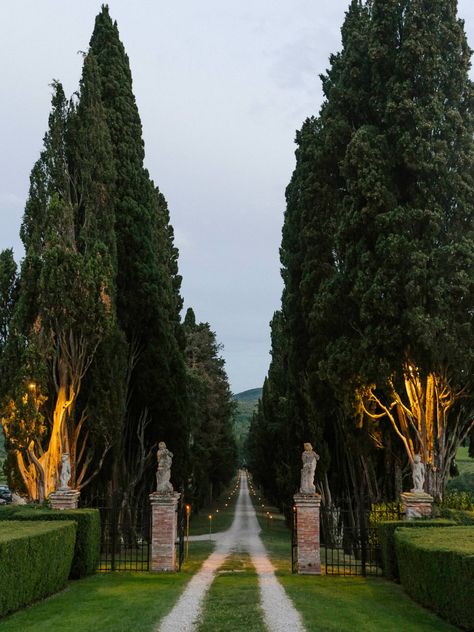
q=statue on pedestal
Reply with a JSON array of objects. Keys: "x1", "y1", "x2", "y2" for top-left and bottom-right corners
[
  {"x1": 300, "y1": 443, "x2": 319, "y2": 494},
  {"x1": 156, "y1": 441, "x2": 174, "y2": 492},
  {"x1": 58, "y1": 453, "x2": 71, "y2": 491},
  {"x1": 411, "y1": 454, "x2": 425, "y2": 493}
]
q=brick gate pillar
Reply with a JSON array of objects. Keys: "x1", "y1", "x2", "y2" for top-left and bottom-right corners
[
  {"x1": 149, "y1": 492, "x2": 181, "y2": 572},
  {"x1": 293, "y1": 492, "x2": 321, "y2": 574}
]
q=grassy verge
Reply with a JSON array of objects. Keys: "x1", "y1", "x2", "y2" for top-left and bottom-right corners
[
  {"x1": 0, "y1": 541, "x2": 214, "y2": 632},
  {"x1": 252, "y1": 489, "x2": 457, "y2": 632},
  {"x1": 197, "y1": 553, "x2": 265, "y2": 632}
]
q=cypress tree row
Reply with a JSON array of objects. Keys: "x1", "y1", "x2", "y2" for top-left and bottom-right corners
[
  {"x1": 183, "y1": 308, "x2": 238, "y2": 510},
  {"x1": 1, "y1": 5, "x2": 234, "y2": 507},
  {"x1": 251, "y1": 0, "x2": 474, "y2": 509}
]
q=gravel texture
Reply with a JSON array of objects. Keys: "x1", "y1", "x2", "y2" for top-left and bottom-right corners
[{"x1": 157, "y1": 471, "x2": 305, "y2": 632}]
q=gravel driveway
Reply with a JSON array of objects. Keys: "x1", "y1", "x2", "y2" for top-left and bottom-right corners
[{"x1": 157, "y1": 470, "x2": 305, "y2": 632}]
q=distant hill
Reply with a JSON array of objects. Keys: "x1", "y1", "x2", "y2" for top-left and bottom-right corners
[
  {"x1": 233, "y1": 388, "x2": 262, "y2": 462},
  {"x1": 234, "y1": 388, "x2": 262, "y2": 403}
]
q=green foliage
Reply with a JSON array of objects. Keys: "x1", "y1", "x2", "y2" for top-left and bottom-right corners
[
  {"x1": 89, "y1": 5, "x2": 189, "y2": 497},
  {"x1": 439, "y1": 507, "x2": 474, "y2": 525},
  {"x1": 441, "y1": 489, "x2": 474, "y2": 510},
  {"x1": 0, "y1": 520, "x2": 76, "y2": 617},
  {"x1": 447, "y1": 445, "x2": 474, "y2": 493},
  {"x1": 253, "y1": 0, "x2": 474, "y2": 510},
  {"x1": 0, "y1": 506, "x2": 100, "y2": 578},
  {"x1": 0, "y1": 541, "x2": 214, "y2": 632},
  {"x1": 395, "y1": 526, "x2": 474, "y2": 630},
  {"x1": 378, "y1": 519, "x2": 457, "y2": 581},
  {"x1": 184, "y1": 309, "x2": 237, "y2": 508},
  {"x1": 233, "y1": 389, "x2": 261, "y2": 463}
]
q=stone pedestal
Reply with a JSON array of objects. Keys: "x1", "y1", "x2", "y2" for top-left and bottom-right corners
[
  {"x1": 293, "y1": 492, "x2": 321, "y2": 574},
  {"x1": 150, "y1": 491, "x2": 181, "y2": 572},
  {"x1": 400, "y1": 492, "x2": 434, "y2": 520},
  {"x1": 49, "y1": 489, "x2": 80, "y2": 510}
]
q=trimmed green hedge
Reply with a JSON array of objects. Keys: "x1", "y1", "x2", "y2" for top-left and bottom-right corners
[
  {"x1": 439, "y1": 507, "x2": 474, "y2": 525},
  {"x1": 395, "y1": 527, "x2": 474, "y2": 630},
  {"x1": 0, "y1": 506, "x2": 100, "y2": 578},
  {"x1": 378, "y1": 519, "x2": 456, "y2": 581},
  {"x1": 0, "y1": 520, "x2": 76, "y2": 617}
]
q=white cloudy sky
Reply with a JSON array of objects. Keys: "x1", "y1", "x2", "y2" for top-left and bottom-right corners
[{"x1": 1, "y1": 1, "x2": 474, "y2": 393}]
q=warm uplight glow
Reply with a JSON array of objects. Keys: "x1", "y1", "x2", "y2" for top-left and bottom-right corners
[{"x1": 28, "y1": 383, "x2": 36, "y2": 390}]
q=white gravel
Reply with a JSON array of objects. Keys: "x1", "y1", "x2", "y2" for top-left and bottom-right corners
[{"x1": 157, "y1": 470, "x2": 305, "y2": 632}]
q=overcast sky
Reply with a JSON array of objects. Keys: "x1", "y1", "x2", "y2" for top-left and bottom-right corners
[{"x1": 2, "y1": 1, "x2": 474, "y2": 394}]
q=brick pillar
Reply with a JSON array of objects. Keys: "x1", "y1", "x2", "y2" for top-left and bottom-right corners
[
  {"x1": 293, "y1": 493, "x2": 321, "y2": 575},
  {"x1": 150, "y1": 491, "x2": 181, "y2": 572},
  {"x1": 49, "y1": 490, "x2": 80, "y2": 510},
  {"x1": 400, "y1": 492, "x2": 434, "y2": 520}
]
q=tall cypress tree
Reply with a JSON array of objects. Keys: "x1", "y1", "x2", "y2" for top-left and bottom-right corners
[
  {"x1": 1, "y1": 61, "x2": 117, "y2": 500},
  {"x1": 89, "y1": 6, "x2": 189, "y2": 493}
]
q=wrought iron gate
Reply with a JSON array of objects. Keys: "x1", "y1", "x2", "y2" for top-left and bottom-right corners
[
  {"x1": 82, "y1": 493, "x2": 151, "y2": 572},
  {"x1": 320, "y1": 500, "x2": 402, "y2": 576}
]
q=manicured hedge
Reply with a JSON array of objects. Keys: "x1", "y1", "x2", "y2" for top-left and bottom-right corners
[
  {"x1": 377, "y1": 519, "x2": 456, "y2": 580},
  {"x1": 439, "y1": 507, "x2": 474, "y2": 525},
  {"x1": 0, "y1": 520, "x2": 76, "y2": 617},
  {"x1": 395, "y1": 527, "x2": 474, "y2": 630},
  {"x1": 0, "y1": 506, "x2": 100, "y2": 578}
]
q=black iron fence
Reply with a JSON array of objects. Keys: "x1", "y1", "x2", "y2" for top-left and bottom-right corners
[
  {"x1": 81, "y1": 493, "x2": 151, "y2": 572},
  {"x1": 320, "y1": 500, "x2": 403, "y2": 576}
]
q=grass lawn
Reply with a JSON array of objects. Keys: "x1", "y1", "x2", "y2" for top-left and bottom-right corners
[
  {"x1": 198, "y1": 553, "x2": 265, "y2": 632},
  {"x1": 0, "y1": 541, "x2": 214, "y2": 632},
  {"x1": 252, "y1": 491, "x2": 458, "y2": 632},
  {"x1": 448, "y1": 445, "x2": 474, "y2": 493}
]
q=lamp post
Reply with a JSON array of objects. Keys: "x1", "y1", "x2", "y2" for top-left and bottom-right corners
[
  {"x1": 208, "y1": 514, "x2": 212, "y2": 539},
  {"x1": 185, "y1": 504, "x2": 191, "y2": 560}
]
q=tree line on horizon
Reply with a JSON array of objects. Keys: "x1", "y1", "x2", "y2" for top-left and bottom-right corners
[
  {"x1": 248, "y1": 0, "x2": 474, "y2": 518},
  {"x1": 0, "y1": 5, "x2": 237, "y2": 513}
]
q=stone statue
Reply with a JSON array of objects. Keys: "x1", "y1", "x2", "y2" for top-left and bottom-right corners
[
  {"x1": 411, "y1": 454, "x2": 425, "y2": 494},
  {"x1": 59, "y1": 453, "x2": 71, "y2": 491},
  {"x1": 156, "y1": 441, "x2": 174, "y2": 492},
  {"x1": 300, "y1": 442, "x2": 320, "y2": 494}
]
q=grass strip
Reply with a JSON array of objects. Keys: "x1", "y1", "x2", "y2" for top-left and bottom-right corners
[
  {"x1": 197, "y1": 553, "x2": 265, "y2": 632},
  {"x1": 0, "y1": 541, "x2": 214, "y2": 632},
  {"x1": 252, "y1": 491, "x2": 457, "y2": 632}
]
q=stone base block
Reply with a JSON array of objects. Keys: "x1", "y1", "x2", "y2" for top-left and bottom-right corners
[
  {"x1": 400, "y1": 492, "x2": 434, "y2": 519},
  {"x1": 49, "y1": 489, "x2": 80, "y2": 510},
  {"x1": 294, "y1": 492, "x2": 321, "y2": 575},
  {"x1": 150, "y1": 491, "x2": 181, "y2": 572}
]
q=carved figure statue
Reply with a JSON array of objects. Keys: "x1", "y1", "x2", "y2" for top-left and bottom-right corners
[
  {"x1": 411, "y1": 454, "x2": 425, "y2": 493},
  {"x1": 59, "y1": 453, "x2": 71, "y2": 491},
  {"x1": 156, "y1": 441, "x2": 174, "y2": 492},
  {"x1": 300, "y1": 442, "x2": 320, "y2": 494}
]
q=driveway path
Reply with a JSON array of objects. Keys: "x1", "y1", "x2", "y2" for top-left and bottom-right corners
[{"x1": 157, "y1": 470, "x2": 305, "y2": 632}]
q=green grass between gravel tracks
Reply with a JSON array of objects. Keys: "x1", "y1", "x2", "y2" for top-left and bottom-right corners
[
  {"x1": 197, "y1": 553, "x2": 265, "y2": 632},
  {"x1": 0, "y1": 541, "x2": 214, "y2": 632},
  {"x1": 251, "y1": 489, "x2": 457, "y2": 632}
]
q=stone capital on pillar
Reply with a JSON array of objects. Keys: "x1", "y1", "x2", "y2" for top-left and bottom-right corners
[
  {"x1": 400, "y1": 491, "x2": 434, "y2": 520},
  {"x1": 150, "y1": 491, "x2": 181, "y2": 572},
  {"x1": 293, "y1": 492, "x2": 321, "y2": 575},
  {"x1": 49, "y1": 489, "x2": 80, "y2": 510}
]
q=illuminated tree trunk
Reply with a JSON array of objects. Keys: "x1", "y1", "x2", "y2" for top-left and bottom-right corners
[{"x1": 361, "y1": 364, "x2": 474, "y2": 500}]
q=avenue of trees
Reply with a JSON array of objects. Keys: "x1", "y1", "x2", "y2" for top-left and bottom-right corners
[
  {"x1": 248, "y1": 0, "x2": 474, "y2": 512},
  {"x1": 0, "y1": 5, "x2": 236, "y2": 510}
]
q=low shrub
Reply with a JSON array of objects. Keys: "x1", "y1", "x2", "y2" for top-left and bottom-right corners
[
  {"x1": 377, "y1": 519, "x2": 456, "y2": 581},
  {"x1": 0, "y1": 520, "x2": 76, "y2": 617},
  {"x1": 441, "y1": 489, "x2": 474, "y2": 510},
  {"x1": 439, "y1": 507, "x2": 474, "y2": 525},
  {"x1": 395, "y1": 526, "x2": 474, "y2": 630},
  {"x1": 0, "y1": 506, "x2": 100, "y2": 578}
]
